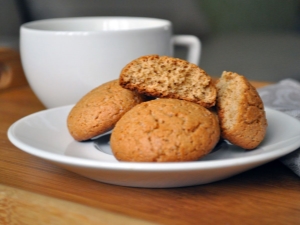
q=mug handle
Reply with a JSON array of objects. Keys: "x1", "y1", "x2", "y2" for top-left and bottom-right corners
[{"x1": 172, "y1": 35, "x2": 201, "y2": 65}]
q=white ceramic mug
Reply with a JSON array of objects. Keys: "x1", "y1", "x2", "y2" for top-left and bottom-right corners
[{"x1": 20, "y1": 17, "x2": 201, "y2": 108}]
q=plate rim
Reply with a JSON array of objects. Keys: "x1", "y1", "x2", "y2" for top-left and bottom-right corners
[{"x1": 7, "y1": 105, "x2": 300, "y2": 172}]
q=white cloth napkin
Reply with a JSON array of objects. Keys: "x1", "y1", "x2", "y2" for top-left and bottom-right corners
[{"x1": 258, "y1": 79, "x2": 300, "y2": 176}]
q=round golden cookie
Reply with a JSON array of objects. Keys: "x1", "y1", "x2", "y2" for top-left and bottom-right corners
[
  {"x1": 67, "y1": 79, "x2": 145, "y2": 141},
  {"x1": 110, "y1": 98, "x2": 220, "y2": 162},
  {"x1": 216, "y1": 71, "x2": 268, "y2": 149}
]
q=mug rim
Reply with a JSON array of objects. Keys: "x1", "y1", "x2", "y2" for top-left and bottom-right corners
[{"x1": 21, "y1": 16, "x2": 171, "y2": 33}]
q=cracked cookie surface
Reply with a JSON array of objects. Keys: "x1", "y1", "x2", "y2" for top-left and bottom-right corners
[
  {"x1": 110, "y1": 98, "x2": 220, "y2": 162},
  {"x1": 67, "y1": 79, "x2": 145, "y2": 141},
  {"x1": 216, "y1": 71, "x2": 268, "y2": 149}
]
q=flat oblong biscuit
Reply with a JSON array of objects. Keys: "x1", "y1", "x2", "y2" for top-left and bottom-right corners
[
  {"x1": 119, "y1": 55, "x2": 216, "y2": 108},
  {"x1": 67, "y1": 79, "x2": 145, "y2": 141},
  {"x1": 216, "y1": 71, "x2": 268, "y2": 149},
  {"x1": 110, "y1": 98, "x2": 220, "y2": 162}
]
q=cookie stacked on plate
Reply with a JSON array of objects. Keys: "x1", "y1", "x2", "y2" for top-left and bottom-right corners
[{"x1": 67, "y1": 55, "x2": 267, "y2": 162}]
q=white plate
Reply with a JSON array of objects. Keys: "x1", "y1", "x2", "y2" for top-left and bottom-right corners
[{"x1": 7, "y1": 105, "x2": 300, "y2": 188}]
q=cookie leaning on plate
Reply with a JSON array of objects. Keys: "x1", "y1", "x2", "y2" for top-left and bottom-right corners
[
  {"x1": 119, "y1": 55, "x2": 216, "y2": 108},
  {"x1": 67, "y1": 79, "x2": 146, "y2": 141},
  {"x1": 110, "y1": 98, "x2": 220, "y2": 162},
  {"x1": 216, "y1": 71, "x2": 267, "y2": 149}
]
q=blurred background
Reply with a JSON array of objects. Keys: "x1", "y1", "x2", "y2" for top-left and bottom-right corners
[{"x1": 1, "y1": 0, "x2": 300, "y2": 82}]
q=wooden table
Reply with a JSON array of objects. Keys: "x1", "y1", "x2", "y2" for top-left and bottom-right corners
[{"x1": 0, "y1": 48, "x2": 300, "y2": 225}]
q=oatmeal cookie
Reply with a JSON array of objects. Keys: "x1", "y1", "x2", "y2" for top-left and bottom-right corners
[
  {"x1": 110, "y1": 98, "x2": 220, "y2": 162},
  {"x1": 216, "y1": 71, "x2": 267, "y2": 149},
  {"x1": 67, "y1": 79, "x2": 145, "y2": 141},
  {"x1": 119, "y1": 55, "x2": 216, "y2": 108}
]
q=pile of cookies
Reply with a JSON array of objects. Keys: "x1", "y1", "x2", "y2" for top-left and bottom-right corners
[{"x1": 67, "y1": 55, "x2": 267, "y2": 162}]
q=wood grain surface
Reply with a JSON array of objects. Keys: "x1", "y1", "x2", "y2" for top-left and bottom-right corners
[
  {"x1": 0, "y1": 48, "x2": 299, "y2": 225},
  {"x1": 0, "y1": 184, "x2": 156, "y2": 225}
]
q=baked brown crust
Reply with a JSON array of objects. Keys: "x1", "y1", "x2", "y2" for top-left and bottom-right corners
[
  {"x1": 67, "y1": 79, "x2": 145, "y2": 141},
  {"x1": 119, "y1": 55, "x2": 216, "y2": 108},
  {"x1": 110, "y1": 98, "x2": 220, "y2": 162},
  {"x1": 216, "y1": 71, "x2": 268, "y2": 149}
]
